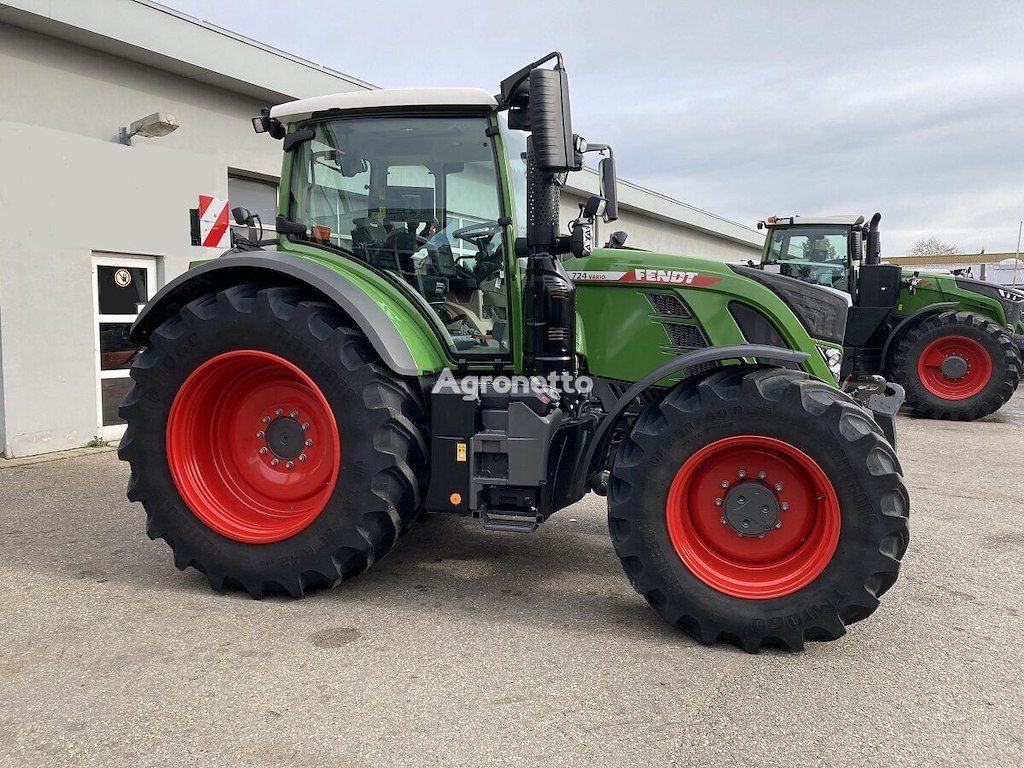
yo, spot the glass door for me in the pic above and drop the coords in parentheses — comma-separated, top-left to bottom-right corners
(92, 254, 156, 441)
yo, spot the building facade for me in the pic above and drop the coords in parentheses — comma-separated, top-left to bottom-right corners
(0, 0, 762, 458)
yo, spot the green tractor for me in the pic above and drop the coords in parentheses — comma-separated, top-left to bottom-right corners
(119, 54, 909, 652)
(753, 214, 1024, 420)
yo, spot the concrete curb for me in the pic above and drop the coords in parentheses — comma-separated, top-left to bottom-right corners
(0, 443, 119, 469)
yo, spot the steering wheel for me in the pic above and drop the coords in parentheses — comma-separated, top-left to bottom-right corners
(452, 221, 503, 243)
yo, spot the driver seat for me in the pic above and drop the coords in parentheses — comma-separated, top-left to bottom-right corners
(384, 227, 418, 279)
(431, 243, 478, 291)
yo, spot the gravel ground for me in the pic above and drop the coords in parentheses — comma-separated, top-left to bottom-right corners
(1, 390, 1022, 767)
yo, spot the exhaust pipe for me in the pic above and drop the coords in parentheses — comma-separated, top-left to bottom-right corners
(865, 212, 882, 265)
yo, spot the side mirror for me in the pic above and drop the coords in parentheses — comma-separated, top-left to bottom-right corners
(598, 156, 618, 222)
(527, 67, 579, 173)
(231, 207, 254, 226)
(339, 154, 368, 178)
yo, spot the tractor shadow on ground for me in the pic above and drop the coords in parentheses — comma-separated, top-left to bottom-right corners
(323, 510, 677, 641)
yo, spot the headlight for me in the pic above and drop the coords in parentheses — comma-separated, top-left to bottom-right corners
(817, 345, 843, 382)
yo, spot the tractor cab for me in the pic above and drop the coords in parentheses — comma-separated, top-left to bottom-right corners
(267, 94, 517, 354)
(756, 214, 870, 295)
(258, 84, 618, 361)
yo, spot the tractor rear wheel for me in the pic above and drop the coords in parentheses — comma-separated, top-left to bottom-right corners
(893, 310, 1021, 420)
(607, 366, 909, 652)
(118, 284, 427, 597)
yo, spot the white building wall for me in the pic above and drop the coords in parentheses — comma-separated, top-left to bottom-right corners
(0, 22, 362, 456)
(561, 168, 761, 262)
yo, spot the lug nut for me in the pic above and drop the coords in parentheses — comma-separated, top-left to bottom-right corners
(305, 438, 313, 447)
(781, 502, 789, 511)
(286, 461, 294, 469)
(741, 520, 750, 529)
(774, 483, 784, 492)
(290, 411, 299, 418)
(270, 458, 279, 467)
(775, 521, 783, 529)
(737, 470, 746, 478)
(262, 416, 271, 424)
(275, 408, 284, 417)
(720, 516, 727, 525)
(714, 498, 723, 506)
(758, 471, 767, 479)
(761, 505, 770, 514)
(299, 454, 307, 462)
(301, 423, 310, 431)
(737, 496, 746, 505)
(259, 447, 268, 455)
(720, 480, 730, 488)
(256, 430, 265, 439)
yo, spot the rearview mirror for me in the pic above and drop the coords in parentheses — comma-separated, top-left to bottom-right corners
(599, 156, 618, 222)
(528, 67, 579, 173)
(231, 207, 254, 226)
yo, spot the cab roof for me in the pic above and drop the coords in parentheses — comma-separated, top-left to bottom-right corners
(270, 88, 499, 123)
(767, 215, 865, 227)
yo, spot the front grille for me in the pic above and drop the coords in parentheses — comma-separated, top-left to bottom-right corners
(663, 322, 708, 349)
(644, 292, 693, 318)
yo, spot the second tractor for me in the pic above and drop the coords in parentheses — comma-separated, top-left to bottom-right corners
(753, 214, 1023, 420)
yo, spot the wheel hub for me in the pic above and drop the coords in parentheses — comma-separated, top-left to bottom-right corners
(265, 415, 305, 459)
(723, 481, 779, 536)
(939, 355, 969, 379)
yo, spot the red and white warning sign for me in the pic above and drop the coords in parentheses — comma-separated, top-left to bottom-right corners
(197, 195, 230, 248)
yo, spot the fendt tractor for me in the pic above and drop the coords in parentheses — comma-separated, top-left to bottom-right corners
(754, 214, 1024, 420)
(119, 55, 909, 652)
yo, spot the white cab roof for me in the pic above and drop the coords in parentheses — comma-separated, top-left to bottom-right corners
(774, 215, 865, 227)
(270, 88, 498, 123)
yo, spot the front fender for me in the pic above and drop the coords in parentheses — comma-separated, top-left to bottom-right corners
(131, 251, 448, 376)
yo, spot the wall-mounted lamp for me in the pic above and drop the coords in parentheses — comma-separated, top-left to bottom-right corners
(119, 112, 179, 145)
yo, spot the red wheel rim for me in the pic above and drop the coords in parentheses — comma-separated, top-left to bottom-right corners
(665, 436, 841, 599)
(166, 350, 340, 544)
(916, 335, 992, 400)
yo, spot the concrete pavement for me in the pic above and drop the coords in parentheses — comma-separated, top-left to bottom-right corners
(1, 391, 1022, 767)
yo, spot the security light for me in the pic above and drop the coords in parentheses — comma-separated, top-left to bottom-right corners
(119, 112, 179, 145)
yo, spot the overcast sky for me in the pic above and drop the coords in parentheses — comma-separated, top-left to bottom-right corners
(162, 0, 1024, 255)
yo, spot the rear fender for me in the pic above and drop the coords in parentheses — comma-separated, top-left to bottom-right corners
(130, 252, 448, 376)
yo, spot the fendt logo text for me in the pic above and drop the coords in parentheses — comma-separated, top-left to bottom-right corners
(568, 269, 721, 287)
(632, 269, 700, 284)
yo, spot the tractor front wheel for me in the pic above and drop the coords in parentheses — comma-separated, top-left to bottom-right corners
(607, 367, 909, 652)
(893, 311, 1021, 420)
(118, 284, 427, 597)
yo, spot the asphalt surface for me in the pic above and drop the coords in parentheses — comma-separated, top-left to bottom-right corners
(1, 391, 1023, 767)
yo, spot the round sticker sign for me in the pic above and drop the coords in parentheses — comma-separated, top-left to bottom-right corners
(114, 268, 132, 288)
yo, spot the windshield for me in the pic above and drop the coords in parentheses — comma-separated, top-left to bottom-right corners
(287, 115, 511, 355)
(765, 226, 851, 290)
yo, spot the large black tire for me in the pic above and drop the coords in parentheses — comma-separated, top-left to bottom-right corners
(118, 284, 427, 598)
(893, 310, 1021, 420)
(607, 367, 909, 653)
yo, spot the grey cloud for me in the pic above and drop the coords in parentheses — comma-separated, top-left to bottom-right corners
(161, 0, 1024, 254)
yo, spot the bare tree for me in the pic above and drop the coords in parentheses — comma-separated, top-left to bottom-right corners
(908, 237, 961, 258)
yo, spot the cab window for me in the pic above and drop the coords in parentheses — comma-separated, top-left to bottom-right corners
(288, 116, 510, 355)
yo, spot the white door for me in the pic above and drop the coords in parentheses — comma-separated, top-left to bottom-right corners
(92, 254, 157, 441)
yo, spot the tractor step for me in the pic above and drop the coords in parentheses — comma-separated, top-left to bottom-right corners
(482, 510, 542, 533)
